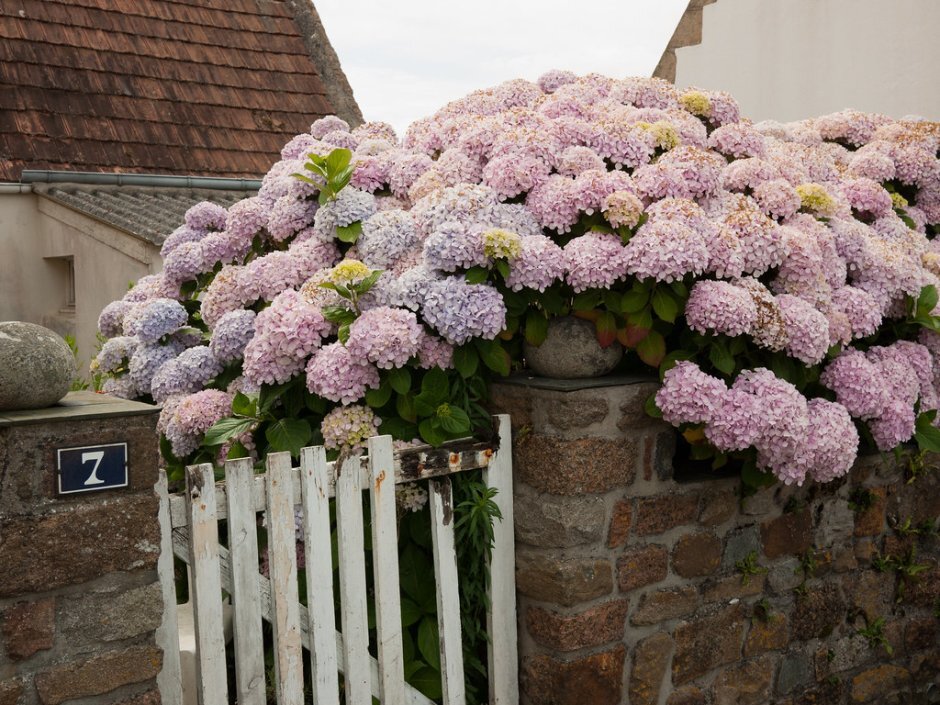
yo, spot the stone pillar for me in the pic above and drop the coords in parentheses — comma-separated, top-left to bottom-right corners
(0, 392, 164, 705)
(490, 375, 670, 705)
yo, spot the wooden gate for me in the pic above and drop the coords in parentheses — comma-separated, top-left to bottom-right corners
(156, 415, 517, 705)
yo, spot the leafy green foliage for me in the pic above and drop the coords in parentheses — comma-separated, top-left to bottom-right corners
(856, 616, 893, 655)
(293, 148, 355, 206)
(735, 550, 767, 586)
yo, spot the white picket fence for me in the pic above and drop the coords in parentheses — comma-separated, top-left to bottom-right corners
(155, 415, 517, 705)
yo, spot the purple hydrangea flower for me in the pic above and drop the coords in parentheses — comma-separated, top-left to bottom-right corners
(707, 123, 766, 159)
(209, 309, 257, 363)
(102, 375, 138, 400)
(505, 235, 565, 292)
(422, 278, 507, 344)
(868, 399, 916, 451)
(311, 116, 350, 139)
(390, 265, 446, 311)
(417, 334, 454, 370)
(306, 342, 381, 404)
(150, 346, 222, 404)
(161, 225, 206, 258)
(162, 241, 206, 285)
(94, 336, 139, 374)
(321, 404, 381, 451)
(752, 179, 801, 220)
(125, 298, 188, 343)
(98, 300, 133, 337)
(563, 232, 629, 292)
(356, 209, 419, 268)
(656, 361, 728, 425)
(685, 281, 757, 337)
(423, 221, 488, 272)
(163, 390, 233, 458)
(242, 290, 332, 386)
(185, 202, 228, 232)
(777, 294, 830, 365)
(820, 349, 890, 419)
(831, 286, 882, 339)
(313, 188, 377, 240)
(732, 368, 808, 476)
(704, 389, 763, 452)
(267, 196, 319, 242)
(128, 340, 185, 397)
(623, 221, 709, 283)
(346, 306, 424, 369)
(536, 69, 578, 93)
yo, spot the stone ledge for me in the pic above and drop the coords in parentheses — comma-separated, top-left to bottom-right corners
(494, 372, 657, 392)
(0, 392, 158, 427)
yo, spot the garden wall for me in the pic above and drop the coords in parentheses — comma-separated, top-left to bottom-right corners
(0, 393, 166, 705)
(490, 377, 940, 705)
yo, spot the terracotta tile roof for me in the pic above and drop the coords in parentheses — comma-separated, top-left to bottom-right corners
(38, 184, 256, 246)
(0, 0, 360, 181)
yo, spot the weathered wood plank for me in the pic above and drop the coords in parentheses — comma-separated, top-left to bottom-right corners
(169, 441, 497, 528)
(368, 435, 406, 705)
(483, 415, 519, 705)
(171, 527, 436, 705)
(225, 458, 266, 705)
(335, 455, 372, 704)
(185, 463, 229, 705)
(155, 471, 183, 705)
(429, 477, 466, 705)
(265, 452, 304, 705)
(299, 446, 341, 705)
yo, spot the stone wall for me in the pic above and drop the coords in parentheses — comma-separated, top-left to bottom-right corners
(0, 393, 165, 705)
(491, 377, 940, 705)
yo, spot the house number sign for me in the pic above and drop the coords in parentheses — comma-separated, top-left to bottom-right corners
(56, 442, 129, 495)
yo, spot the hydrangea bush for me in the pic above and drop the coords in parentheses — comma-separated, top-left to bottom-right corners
(94, 72, 940, 495)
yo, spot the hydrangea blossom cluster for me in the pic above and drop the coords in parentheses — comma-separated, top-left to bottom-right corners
(321, 405, 381, 451)
(161, 390, 234, 457)
(659, 362, 858, 486)
(821, 341, 936, 450)
(305, 343, 380, 404)
(91, 70, 940, 486)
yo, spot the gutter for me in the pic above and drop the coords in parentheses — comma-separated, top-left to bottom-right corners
(19, 170, 262, 191)
(0, 183, 33, 194)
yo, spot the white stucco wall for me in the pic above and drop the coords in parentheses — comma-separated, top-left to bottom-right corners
(675, 0, 940, 122)
(0, 192, 161, 377)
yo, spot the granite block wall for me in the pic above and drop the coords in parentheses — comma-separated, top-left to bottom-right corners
(491, 377, 940, 705)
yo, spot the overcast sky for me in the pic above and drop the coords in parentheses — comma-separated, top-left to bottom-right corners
(315, 1, 689, 135)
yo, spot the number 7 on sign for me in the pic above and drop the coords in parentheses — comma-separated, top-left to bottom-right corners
(82, 451, 106, 486)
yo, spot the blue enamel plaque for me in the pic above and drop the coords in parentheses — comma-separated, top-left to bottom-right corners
(56, 443, 129, 495)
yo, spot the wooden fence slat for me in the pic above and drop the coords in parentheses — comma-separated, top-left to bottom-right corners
(185, 464, 229, 705)
(483, 415, 519, 705)
(155, 471, 182, 705)
(265, 452, 305, 705)
(299, 446, 341, 705)
(368, 435, 407, 705)
(335, 455, 372, 705)
(429, 477, 466, 705)
(172, 524, 437, 705)
(225, 458, 266, 705)
(168, 443, 496, 528)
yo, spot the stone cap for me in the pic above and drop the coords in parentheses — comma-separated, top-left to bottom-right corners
(497, 372, 659, 392)
(0, 391, 159, 427)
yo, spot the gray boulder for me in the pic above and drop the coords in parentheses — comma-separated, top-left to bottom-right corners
(0, 322, 75, 411)
(524, 316, 623, 379)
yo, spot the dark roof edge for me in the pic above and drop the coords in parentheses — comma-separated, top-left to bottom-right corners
(21, 170, 262, 191)
(287, 0, 364, 128)
(653, 0, 717, 83)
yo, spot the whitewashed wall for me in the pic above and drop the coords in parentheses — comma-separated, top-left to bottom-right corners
(0, 193, 161, 374)
(675, 0, 940, 121)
